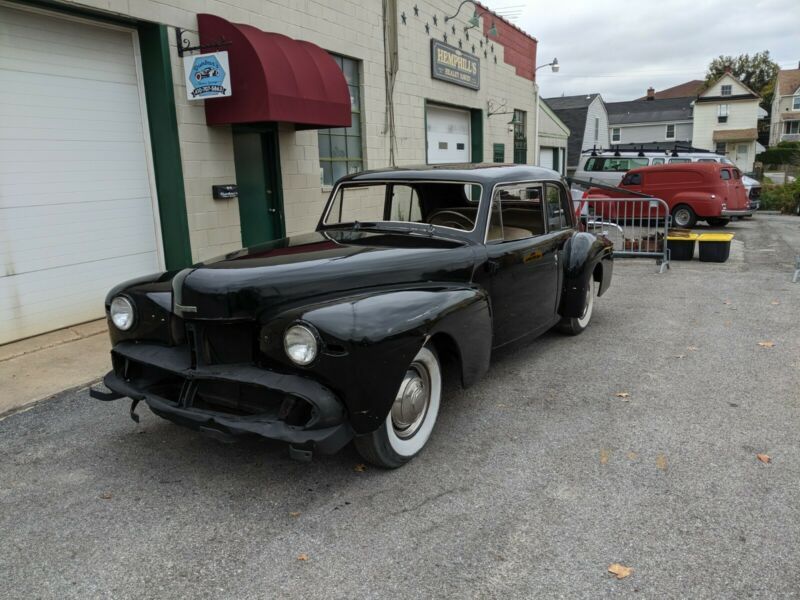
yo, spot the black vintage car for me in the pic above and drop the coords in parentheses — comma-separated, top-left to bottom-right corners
(92, 165, 613, 468)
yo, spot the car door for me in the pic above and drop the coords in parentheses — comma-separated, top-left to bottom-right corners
(477, 182, 566, 347)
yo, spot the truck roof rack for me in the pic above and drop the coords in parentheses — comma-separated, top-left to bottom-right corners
(581, 143, 713, 157)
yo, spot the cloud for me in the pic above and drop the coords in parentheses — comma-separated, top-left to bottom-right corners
(488, 0, 800, 101)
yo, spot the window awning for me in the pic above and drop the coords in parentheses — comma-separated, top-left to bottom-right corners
(197, 14, 351, 129)
(712, 128, 757, 142)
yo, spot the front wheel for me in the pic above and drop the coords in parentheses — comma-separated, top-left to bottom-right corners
(354, 346, 442, 468)
(671, 204, 697, 228)
(559, 280, 596, 336)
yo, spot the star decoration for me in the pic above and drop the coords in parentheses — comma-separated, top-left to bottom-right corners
(401, 11, 406, 24)
(451, 24, 456, 35)
(465, 31, 470, 40)
(484, 49, 487, 58)
(413, 4, 419, 16)
(433, 14, 438, 26)
(425, 22, 430, 34)
(491, 44, 494, 53)
(443, 32, 448, 42)
(494, 55, 497, 64)
(458, 39, 462, 49)
(471, 44, 476, 53)
(479, 39, 483, 48)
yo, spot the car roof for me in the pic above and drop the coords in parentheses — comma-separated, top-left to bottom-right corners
(628, 162, 731, 174)
(339, 163, 561, 185)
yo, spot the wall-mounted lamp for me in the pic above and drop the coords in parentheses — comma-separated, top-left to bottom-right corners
(444, 0, 499, 36)
(536, 57, 559, 73)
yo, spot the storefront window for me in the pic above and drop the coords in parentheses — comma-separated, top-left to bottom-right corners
(319, 54, 363, 185)
(513, 109, 527, 164)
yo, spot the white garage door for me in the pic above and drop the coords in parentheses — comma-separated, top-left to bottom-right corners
(539, 146, 554, 170)
(0, 5, 161, 344)
(426, 104, 470, 164)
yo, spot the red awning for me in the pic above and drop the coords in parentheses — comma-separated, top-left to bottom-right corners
(197, 14, 351, 129)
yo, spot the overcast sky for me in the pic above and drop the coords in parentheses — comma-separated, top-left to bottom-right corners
(485, 0, 800, 102)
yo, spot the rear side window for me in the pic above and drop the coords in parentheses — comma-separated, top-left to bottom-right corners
(584, 157, 648, 172)
(545, 183, 571, 230)
(733, 169, 741, 179)
(698, 158, 717, 163)
(720, 169, 731, 180)
(668, 158, 691, 164)
(651, 158, 665, 165)
(622, 173, 642, 185)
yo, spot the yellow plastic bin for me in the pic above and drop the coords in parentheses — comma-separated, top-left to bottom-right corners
(697, 233, 734, 263)
(667, 233, 699, 261)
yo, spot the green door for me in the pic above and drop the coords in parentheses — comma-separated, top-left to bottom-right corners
(232, 125, 284, 247)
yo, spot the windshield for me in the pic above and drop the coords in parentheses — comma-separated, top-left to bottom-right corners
(322, 182, 483, 233)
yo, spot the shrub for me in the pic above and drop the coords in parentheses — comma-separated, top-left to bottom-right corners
(760, 179, 800, 213)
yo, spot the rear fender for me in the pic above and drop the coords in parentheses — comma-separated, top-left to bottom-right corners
(559, 232, 613, 318)
(265, 286, 492, 434)
(672, 192, 721, 217)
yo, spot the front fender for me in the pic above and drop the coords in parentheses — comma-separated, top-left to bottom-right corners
(559, 232, 613, 318)
(263, 286, 491, 434)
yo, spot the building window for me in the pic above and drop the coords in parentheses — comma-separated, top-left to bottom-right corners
(513, 109, 527, 164)
(594, 117, 599, 142)
(611, 127, 621, 142)
(665, 124, 676, 140)
(793, 95, 800, 110)
(318, 54, 362, 186)
(493, 143, 505, 163)
(717, 104, 728, 123)
(721, 84, 732, 96)
(785, 121, 800, 134)
(715, 142, 727, 155)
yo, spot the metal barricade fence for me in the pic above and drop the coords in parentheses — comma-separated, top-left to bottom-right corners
(569, 177, 671, 273)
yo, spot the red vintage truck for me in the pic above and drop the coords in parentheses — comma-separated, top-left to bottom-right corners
(585, 162, 752, 228)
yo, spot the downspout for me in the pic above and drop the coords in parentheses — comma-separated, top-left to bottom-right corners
(382, 0, 399, 166)
(534, 79, 540, 166)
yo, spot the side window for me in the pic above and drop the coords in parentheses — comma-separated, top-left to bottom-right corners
(720, 169, 731, 180)
(698, 158, 716, 163)
(733, 169, 741, 179)
(545, 183, 570, 230)
(651, 157, 665, 165)
(584, 157, 597, 171)
(487, 184, 544, 242)
(622, 173, 642, 185)
(668, 158, 690, 164)
(389, 185, 422, 222)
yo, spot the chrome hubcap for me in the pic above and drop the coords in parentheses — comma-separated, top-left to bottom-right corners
(391, 364, 430, 439)
(675, 210, 689, 226)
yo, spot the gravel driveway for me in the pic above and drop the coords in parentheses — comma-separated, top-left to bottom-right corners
(2, 215, 799, 599)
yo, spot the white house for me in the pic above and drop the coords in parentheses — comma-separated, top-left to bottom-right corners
(606, 92, 694, 147)
(691, 72, 761, 171)
(544, 94, 610, 174)
(769, 65, 800, 145)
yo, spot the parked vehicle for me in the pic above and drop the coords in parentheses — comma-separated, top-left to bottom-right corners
(91, 165, 613, 468)
(586, 162, 751, 228)
(574, 148, 761, 206)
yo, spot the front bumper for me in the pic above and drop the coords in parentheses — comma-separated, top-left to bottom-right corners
(94, 341, 352, 454)
(721, 209, 753, 218)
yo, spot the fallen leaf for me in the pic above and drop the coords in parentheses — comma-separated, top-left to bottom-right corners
(297, 553, 309, 561)
(608, 563, 633, 579)
(757, 454, 771, 464)
(656, 454, 668, 470)
(724, 321, 732, 327)
(289, 511, 301, 518)
(757, 341, 775, 348)
(354, 464, 367, 472)
(599, 449, 610, 465)
(98, 492, 113, 500)
(771, 300, 780, 306)
(627, 451, 638, 460)
(687, 346, 698, 352)
(615, 392, 630, 400)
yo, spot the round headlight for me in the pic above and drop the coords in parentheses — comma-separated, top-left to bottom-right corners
(284, 324, 318, 365)
(110, 296, 135, 331)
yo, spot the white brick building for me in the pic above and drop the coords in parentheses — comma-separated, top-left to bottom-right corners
(0, 0, 553, 343)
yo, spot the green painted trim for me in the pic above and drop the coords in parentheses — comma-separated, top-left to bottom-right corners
(138, 23, 192, 269)
(470, 108, 483, 163)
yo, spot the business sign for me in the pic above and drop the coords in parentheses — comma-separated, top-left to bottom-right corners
(431, 39, 480, 90)
(183, 51, 232, 101)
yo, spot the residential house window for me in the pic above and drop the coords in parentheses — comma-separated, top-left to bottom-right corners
(665, 124, 676, 140)
(793, 95, 800, 110)
(715, 142, 727, 154)
(318, 54, 362, 186)
(717, 104, 728, 123)
(611, 127, 621, 142)
(513, 109, 527, 164)
(493, 143, 505, 163)
(721, 84, 732, 96)
(785, 121, 800, 134)
(594, 117, 599, 142)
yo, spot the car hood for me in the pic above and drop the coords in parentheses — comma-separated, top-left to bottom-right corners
(173, 230, 477, 319)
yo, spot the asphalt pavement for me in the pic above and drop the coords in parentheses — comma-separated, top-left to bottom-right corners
(1, 214, 799, 599)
